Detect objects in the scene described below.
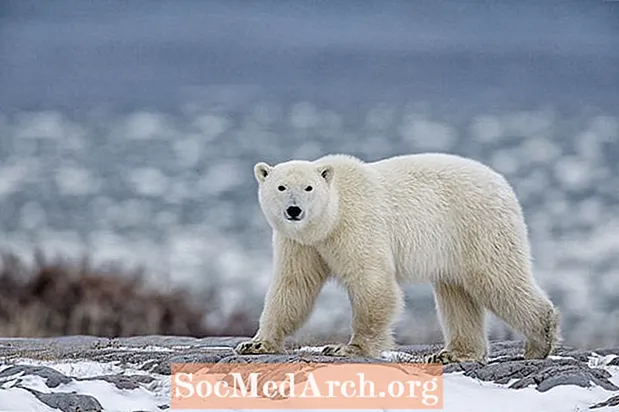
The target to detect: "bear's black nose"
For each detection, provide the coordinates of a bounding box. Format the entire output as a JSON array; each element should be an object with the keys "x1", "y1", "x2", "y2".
[{"x1": 285, "y1": 206, "x2": 303, "y2": 219}]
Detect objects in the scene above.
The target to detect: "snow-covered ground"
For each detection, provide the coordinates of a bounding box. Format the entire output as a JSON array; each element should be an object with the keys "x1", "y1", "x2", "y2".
[
  {"x1": 0, "y1": 360, "x2": 169, "y2": 412},
  {"x1": 0, "y1": 346, "x2": 617, "y2": 412}
]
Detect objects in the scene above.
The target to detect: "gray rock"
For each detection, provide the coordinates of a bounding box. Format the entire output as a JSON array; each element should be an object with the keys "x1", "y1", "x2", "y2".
[
  {"x1": 130, "y1": 374, "x2": 157, "y2": 384},
  {"x1": 394, "y1": 343, "x2": 442, "y2": 358},
  {"x1": 150, "y1": 362, "x2": 175, "y2": 375},
  {"x1": 553, "y1": 348, "x2": 595, "y2": 362},
  {"x1": 110, "y1": 335, "x2": 200, "y2": 348},
  {"x1": 0, "y1": 365, "x2": 72, "y2": 388},
  {"x1": 0, "y1": 335, "x2": 110, "y2": 350},
  {"x1": 79, "y1": 374, "x2": 155, "y2": 390},
  {"x1": 168, "y1": 352, "x2": 231, "y2": 363},
  {"x1": 156, "y1": 352, "x2": 234, "y2": 374},
  {"x1": 509, "y1": 364, "x2": 590, "y2": 391},
  {"x1": 590, "y1": 394, "x2": 619, "y2": 409},
  {"x1": 466, "y1": 359, "x2": 548, "y2": 385},
  {"x1": 592, "y1": 348, "x2": 619, "y2": 357},
  {"x1": 443, "y1": 362, "x2": 484, "y2": 374},
  {"x1": 112, "y1": 335, "x2": 252, "y2": 348},
  {"x1": 464, "y1": 358, "x2": 619, "y2": 392},
  {"x1": 216, "y1": 352, "x2": 393, "y2": 365},
  {"x1": 198, "y1": 336, "x2": 253, "y2": 347},
  {"x1": 217, "y1": 354, "x2": 301, "y2": 363},
  {"x1": 486, "y1": 340, "x2": 525, "y2": 358},
  {"x1": 26, "y1": 388, "x2": 103, "y2": 412}
]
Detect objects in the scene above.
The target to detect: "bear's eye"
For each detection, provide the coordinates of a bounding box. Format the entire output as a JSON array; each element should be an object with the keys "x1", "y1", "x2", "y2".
[
  {"x1": 305, "y1": 186, "x2": 313, "y2": 192},
  {"x1": 277, "y1": 185, "x2": 286, "y2": 192}
]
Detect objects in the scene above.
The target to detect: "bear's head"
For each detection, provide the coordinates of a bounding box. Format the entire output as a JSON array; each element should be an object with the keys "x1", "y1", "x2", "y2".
[{"x1": 253, "y1": 160, "x2": 339, "y2": 244}]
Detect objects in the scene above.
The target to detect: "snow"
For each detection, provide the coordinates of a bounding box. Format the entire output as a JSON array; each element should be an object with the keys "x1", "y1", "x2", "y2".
[
  {"x1": 0, "y1": 387, "x2": 57, "y2": 412},
  {"x1": 0, "y1": 359, "x2": 171, "y2": 412},
  {"x1": 0, "y1": 354, "x2": 617, "y2": 412},
  {"x1": 440, "y1": 373, "x2": 615, "y2": 412}
]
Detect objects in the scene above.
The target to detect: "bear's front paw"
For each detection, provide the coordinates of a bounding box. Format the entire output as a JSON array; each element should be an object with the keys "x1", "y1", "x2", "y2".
[
  {"x1": 425, "y1": 349, "x2": 484, "y2": 365},
  {"x1": 234, "y1": 340, "x2": 283, "y2": 355},
  {"x1": 321, "y1": 344, "x2": 370, "y2": 358}
]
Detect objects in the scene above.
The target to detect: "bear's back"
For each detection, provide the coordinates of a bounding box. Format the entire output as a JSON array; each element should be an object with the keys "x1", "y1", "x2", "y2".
[
  {"x1": 367, "y1": 153, "x2": 525, "y2": 281},
  {"x1": 368, "y1": 153, "x2": 515, "y2": 208}
]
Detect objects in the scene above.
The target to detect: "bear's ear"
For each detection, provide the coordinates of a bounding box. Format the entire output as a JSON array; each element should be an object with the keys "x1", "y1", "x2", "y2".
[
  {"x1": 317, "y1": 165, "x2": 334, "y2": 185},
  {"x1": 254, "y1": 162, "x2": 273, "y2": 184}
]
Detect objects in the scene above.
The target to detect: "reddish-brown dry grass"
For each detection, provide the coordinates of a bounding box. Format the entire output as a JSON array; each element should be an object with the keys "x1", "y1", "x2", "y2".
[{"x1": 0, "y1": 251, "x2": 255, "y2": 338}]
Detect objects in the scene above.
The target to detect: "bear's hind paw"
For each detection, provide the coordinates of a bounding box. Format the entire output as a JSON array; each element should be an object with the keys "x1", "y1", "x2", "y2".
[
  {"x1": 321, "y1": 344, "x2": 371, "y2": 358},
  {"x1": 234, "y1": 340, "x2": 283, "y2": 355},
  {"x1": 425, "y1": 349, "x2": 484, "y2": 365}
]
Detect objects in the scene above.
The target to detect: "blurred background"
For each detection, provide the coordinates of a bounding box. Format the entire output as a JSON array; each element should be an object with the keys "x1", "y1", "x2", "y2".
[{"x1": 0, "y1": 0, "x2": 618, "y2": 348}]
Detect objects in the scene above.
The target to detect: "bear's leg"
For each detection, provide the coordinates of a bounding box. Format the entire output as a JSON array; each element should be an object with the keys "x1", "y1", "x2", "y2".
[
  {"x1": 235, "y1": 238, "x2": 329, "y2": 355},
  {"x1": 426, "y1": 282, "x2": 487, "y2": 364},
  {"x1": 464, "y1": 273, "x2": 559, "y2": 360},
  {"x1": 321, "y1": 275, "x2": 403, "y2": 358}
]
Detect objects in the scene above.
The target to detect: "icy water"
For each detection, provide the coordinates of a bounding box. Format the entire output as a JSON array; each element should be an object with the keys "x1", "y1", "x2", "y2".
[{"x1": 1, "y1": 0, "x2": 618, "y2": 345}]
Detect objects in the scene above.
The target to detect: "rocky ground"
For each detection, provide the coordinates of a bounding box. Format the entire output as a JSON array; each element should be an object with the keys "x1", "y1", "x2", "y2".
[{"x1": 0, "y1": 336, "x2": 618, "y2": 411}]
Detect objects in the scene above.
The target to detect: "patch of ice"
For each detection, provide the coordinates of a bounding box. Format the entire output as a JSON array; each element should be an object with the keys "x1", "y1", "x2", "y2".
[
  {"x1": 14, "y1": 111, "x2": 82, "y2": 141},
  {"x1": 123, "y1": 111, "x2": 171, "y2": 140},
  {"x1": 490, "y1": 149, "x2": 520, "y2": 175},
  {"x1": 127, "y1": 167, "x2": 169, "y2": 197},
  {"x1": 197, "y1": 161, "x2": 244, "y2": 195},
  {"x1": 503, "y1": 109, "x2": 554, "y2": 137},
  {"x1": 521, "y1": 137, "x2": 562, "y2": 164},
  {"x1": 365, "y1": 104, "x2": 395, "y2": 131},
  {"x1": 173, "y1": 138, "x2": 203, "y2": 168},
  {"x1": 553, "y1": 156, "x2": 592, "y2": 191},
  {"x1": 291, "y1": 141, "x2": 325, "y2": 159},
  {"x1": 54, "y1": 165, "x2": 100, "y2": 196},
  {"x1": 589, "y1": 115, "x2": 618, "y2": 142},
  {"x1": 103, "y1": 199, "x2": 153, "y2": 228},
  {"x1": 399, "y1": 115, "x2": 457, "y2": 150},
  {"x1": 290, "y1": 102, "x2": 319, "y2": 129},
  {"x1": 317, "y1": 110, "x2": 343, "y2": 133},
  {"x1": 470, "y1": 114, "x2": 504, "y2": 142},
  {"x1": 250, "y1": 101, "x2": 282, "y2": 126},
  {"x1": 192, "y1": 114, "x2": 230, "y2": 141},
  {"x1": 0, "y1": 159, "x2": 40, "y2": 199},
  {"x1": 32, "y1": 230, "x2": 85, "y2": 259},
  {"x1": 19, "y1": 202, "x2": 47, "y2": 231}
]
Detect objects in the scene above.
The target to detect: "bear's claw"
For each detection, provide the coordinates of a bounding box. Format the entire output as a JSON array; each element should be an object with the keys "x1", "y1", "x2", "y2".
[
  {"x1": 321, "y1": 344, "x2": 368, "y2": 358},
  {"x1": 234, "y1": 340, "x2": 283, "y2": 355},
  {"x1": 425, "y1": 350, "x2": 457, "y2": 364},
  {"x1": 424, "y1": 349, "x2": 484, "y2": 365}
]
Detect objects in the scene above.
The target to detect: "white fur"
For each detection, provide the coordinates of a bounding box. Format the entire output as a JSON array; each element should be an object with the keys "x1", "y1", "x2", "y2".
[{"x1": 236, "y1": 153, "x2": 559, "y2": 363}]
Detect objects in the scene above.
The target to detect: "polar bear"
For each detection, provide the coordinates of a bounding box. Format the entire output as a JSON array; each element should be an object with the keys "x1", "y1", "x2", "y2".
[{"x1": 235, "y1": 153, "x2": 559, "y2": 364}]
